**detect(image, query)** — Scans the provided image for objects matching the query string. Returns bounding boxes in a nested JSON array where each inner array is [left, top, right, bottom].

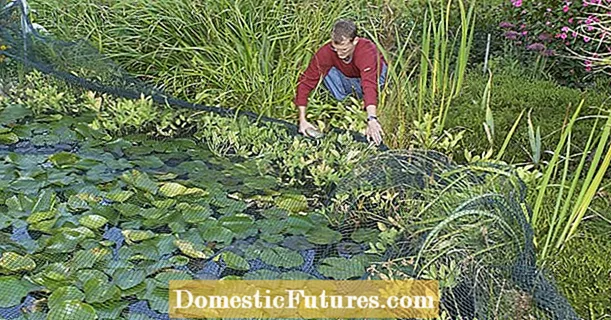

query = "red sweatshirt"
[[294, 38, 386, 109]]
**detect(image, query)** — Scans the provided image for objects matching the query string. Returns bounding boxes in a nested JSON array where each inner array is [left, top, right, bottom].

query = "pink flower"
[[512, 0, 522, 7], [527, 43, 546, 51], [584, 36, 591, 42], [522, 31, 528, 36], [572, 31, 578, 37], [569, 18, 574, 23], [505, 31, 520, 40], [562, 26, 570, 32], [560, 33, 568, 39], [563, 4, 570, 12], [587, 25, 594, 31], [499, 22, 514, 28]]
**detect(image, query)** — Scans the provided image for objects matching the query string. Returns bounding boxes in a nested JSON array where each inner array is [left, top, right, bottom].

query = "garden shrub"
[[497, 0, 611, 86]]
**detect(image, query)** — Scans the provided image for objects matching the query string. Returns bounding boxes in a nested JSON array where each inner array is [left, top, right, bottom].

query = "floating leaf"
[[131, 155, 164, 169], [121, 170, 158, 194], [105, 190, 134, 202], [48, 286, 85, 310], [260, 246, 304, 268], [154, 271, 192, 288], [305, 227, 341, 245], [0, 104, 31, 124], [47, 300, 97, 320], [49, 152, 79, 167], [26, 210, 56, 224], [274, 193, 308, 213], [152, 199, 176, 209], [317, 256, 371, 280], [221, 251, 250, 271], [84, 277, 121, 304], [0, 276, 39, 307], [260, 233, 284, 244], [0, 132, 19, 144], [280, 271, 314, 280], [159, 182, 187, 197], [243, 269, 280, 280], [174, 239, 208, 259], [67, 195, 90, 211], [351, 228, 379, 244], [179, 203, 213, 223], [113, 269, 146, 290], [200, 226, 234, 245], [79, 214, 108, 229], [219, 214, 255, 235], [0, 252, 36, 272], [282, 236, 315, 251], [123, 230, 155, 243]]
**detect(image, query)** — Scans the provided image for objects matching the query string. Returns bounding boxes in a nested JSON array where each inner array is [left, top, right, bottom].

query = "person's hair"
[[331, 19, 357, 43]]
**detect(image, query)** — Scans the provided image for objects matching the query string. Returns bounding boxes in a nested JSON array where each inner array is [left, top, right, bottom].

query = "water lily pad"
[[282, 236, 315, 251], [105, 190, 134, 203], [0, 276, 39, 307], [305, 227, 342, 245], [317, 255, 371, 280], [174, 239, 209, 259], [48, 286, 85, 310], [47, 300, 96, 320], [123, 230, 156, 243], [26, 209, 56, 224], [79, 214, 108, 229], [285, 215, 315, 235], [0, 252, 36, 272], [279, 271, 314, 280], [243, 269, 280, 280], [260, 246, 304, 268], [113, 269, 146, 290], [351, 228, 379, 243], [121, 170, 158, 194], [131, 155, 164, 169], [115, 203, 141, 217], [0, 132, 19, 144], [200, 226, 234, 245], [219, 214, 255, 236], [221, 251, 249, 271], [153, 271, 192, 288], [159, 182, 187, 197], [260, 233, 284, 244], [178, 203, 213, 223], [83, 277, 121, 304], [0, 104, 31, 124], [274, 193, 308, 213], [152, 199, 176, 209], [49, 152, 79, 167]]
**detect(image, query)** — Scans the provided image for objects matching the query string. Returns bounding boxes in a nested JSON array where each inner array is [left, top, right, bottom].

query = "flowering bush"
[[499, 0, 611, 83]]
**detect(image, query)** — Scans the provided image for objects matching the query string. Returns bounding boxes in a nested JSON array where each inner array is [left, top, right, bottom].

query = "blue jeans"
[[323, 62, 387, 101]]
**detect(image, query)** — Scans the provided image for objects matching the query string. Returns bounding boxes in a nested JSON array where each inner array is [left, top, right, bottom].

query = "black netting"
[[0, 0, 581, 319]]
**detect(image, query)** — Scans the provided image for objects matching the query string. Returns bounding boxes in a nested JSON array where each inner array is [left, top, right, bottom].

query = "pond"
[[0, 104, 386, 319]]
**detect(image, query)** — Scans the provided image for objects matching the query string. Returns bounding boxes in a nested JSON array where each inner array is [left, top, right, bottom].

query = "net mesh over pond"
[[0, 0, 581, 319]]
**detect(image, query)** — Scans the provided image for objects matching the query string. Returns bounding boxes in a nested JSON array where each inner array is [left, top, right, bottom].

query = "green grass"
[[446, 67, 611, 164], [551, 218, 611, 318]]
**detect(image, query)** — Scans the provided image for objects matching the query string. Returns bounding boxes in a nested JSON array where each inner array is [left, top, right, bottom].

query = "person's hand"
[[299, 119, 317, 136], [366, 119, 384, 145]]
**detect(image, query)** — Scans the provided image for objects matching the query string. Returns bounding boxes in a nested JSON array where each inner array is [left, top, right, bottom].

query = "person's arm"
[[294, 46, 332, 118], [356, 42, 384, 113]]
